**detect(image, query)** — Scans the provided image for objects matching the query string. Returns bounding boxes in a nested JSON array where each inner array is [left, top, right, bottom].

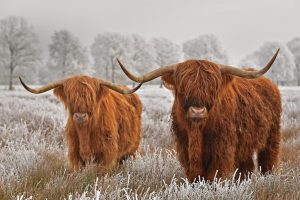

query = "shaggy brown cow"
[[117, 49, 281, 182], [19, 75, 142, 172]]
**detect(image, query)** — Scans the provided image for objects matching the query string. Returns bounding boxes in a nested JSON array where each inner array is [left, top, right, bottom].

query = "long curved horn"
[[219, 48, 280, 78], [19, 76, 63, 94], [101, 80, 143, 94], [116, 58, 177, 83]]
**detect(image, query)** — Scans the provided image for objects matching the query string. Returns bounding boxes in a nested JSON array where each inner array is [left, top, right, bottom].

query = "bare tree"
[[122, 34, 156, 86], [240, 42, 296, 85], [91, 32, 131, 83], [182, 34, 229, 64], [129, 34, 155, 74], [0, 16, 40, 90], [287, 37, 300, 86], [150, 37, 181, 87], [48, 30, 91, 79]]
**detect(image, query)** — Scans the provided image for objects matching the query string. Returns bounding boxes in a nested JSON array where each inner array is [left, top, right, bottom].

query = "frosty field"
[[0, 85, 300, 200]]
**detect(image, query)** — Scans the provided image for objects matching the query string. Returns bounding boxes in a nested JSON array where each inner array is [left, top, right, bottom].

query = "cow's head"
[[19, 75, 142, 127], [116, 49, 279, 126]]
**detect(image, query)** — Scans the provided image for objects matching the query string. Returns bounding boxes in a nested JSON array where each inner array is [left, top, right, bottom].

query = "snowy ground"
[[0, 85, 300, 199]]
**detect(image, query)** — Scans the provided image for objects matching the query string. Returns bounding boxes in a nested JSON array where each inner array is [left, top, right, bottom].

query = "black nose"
[[73, 113, 88, 124]]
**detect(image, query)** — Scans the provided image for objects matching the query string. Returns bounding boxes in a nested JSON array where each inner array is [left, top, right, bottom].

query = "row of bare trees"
[[1, 16, 300, 90], [90, 33, 181, 87], [0, 17, 40, 90]]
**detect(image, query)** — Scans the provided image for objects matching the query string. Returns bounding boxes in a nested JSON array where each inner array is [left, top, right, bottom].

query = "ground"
[[0, 85, 300, 199]]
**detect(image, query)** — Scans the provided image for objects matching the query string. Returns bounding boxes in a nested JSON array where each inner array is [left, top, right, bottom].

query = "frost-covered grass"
[[0, 85, 300, 199]]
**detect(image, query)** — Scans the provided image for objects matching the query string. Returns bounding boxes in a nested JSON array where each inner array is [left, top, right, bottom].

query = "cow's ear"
[[162, 72, 175, 90], [53, 86, 66, 103]]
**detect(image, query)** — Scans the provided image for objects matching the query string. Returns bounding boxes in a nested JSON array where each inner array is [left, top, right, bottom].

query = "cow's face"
[[54, 76, 105, 127], [20, 74, 139, 129], [163, 60, 222, 126]]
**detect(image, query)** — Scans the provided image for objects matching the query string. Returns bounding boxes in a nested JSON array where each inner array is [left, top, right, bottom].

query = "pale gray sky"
[[0, 0, 299, 64]]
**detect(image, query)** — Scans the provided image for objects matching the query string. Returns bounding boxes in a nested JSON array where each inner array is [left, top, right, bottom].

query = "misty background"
[[0, 0, 299, 89]]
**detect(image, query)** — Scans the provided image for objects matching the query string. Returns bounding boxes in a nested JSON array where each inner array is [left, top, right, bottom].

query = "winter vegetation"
[[182, 34, 229, 64], [287, 38, 300, 85], [150, 37, 181, 87], [91, 32, 133, 83], [0, 14, 300, 199], [1, 16, 300, 88], [43, 30, 92, 82], [0, 86, 300, 199], [0, 16, 41, 89]]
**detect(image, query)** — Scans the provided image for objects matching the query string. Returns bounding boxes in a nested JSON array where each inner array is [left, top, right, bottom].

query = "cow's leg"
[[119, 153, 136, 165], [237, 157, 255, 179], [65, 125, 82, 172], [98, 130, 119, 171], [118, 140, 140, 165], [204, 146, 236, 181], [187, 130, 203, 182], [172, 119, 191, 180], [77, 126, 92, 162], [68, 145, 83, 172], [118, 120, 141, 165], [174, 132, 190, 178], [257, 128, 280, 174]]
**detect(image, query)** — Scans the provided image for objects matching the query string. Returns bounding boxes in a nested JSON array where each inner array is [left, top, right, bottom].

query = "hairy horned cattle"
[[20, 75, 142, 172], [117, 49, 281, 182]]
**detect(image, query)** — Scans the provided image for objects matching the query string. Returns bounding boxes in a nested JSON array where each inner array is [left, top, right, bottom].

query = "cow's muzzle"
[[73, 112, 88, 125], [187, 106, 208, 120]]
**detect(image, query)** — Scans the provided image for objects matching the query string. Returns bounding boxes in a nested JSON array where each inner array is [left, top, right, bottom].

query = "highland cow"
[[117, 49, 281, 182], [19, 75, 142, 172]]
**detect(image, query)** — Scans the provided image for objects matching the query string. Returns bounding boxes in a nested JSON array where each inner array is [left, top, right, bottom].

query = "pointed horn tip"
[[132, 82, 143, 93], [116, 58, 126, 69], [267, 48, 280, 64], [122, 82, 143, 94], [116, 58, 122, 65], [19, 77, 37, 93], [275, 48, 280, 56], [19, 76, 29, 90], [19, 76, 24, 83], [121, 81, 143, 94], [100, 80, 143, 94]]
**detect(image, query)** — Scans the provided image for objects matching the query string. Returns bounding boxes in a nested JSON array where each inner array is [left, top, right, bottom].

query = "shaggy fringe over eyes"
[[175, 60, 222, 108], [63, 77, 100, 113]]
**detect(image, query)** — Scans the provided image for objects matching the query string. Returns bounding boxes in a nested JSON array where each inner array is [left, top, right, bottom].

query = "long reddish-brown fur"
[[53, 75, 142, 171], [162, 60, 281, 182]]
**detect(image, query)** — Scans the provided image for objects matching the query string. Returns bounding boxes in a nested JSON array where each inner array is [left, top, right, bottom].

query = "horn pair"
[[19, 77, 142, 94], [116, 48, 280, 83], [20, 48, 280, 94]]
